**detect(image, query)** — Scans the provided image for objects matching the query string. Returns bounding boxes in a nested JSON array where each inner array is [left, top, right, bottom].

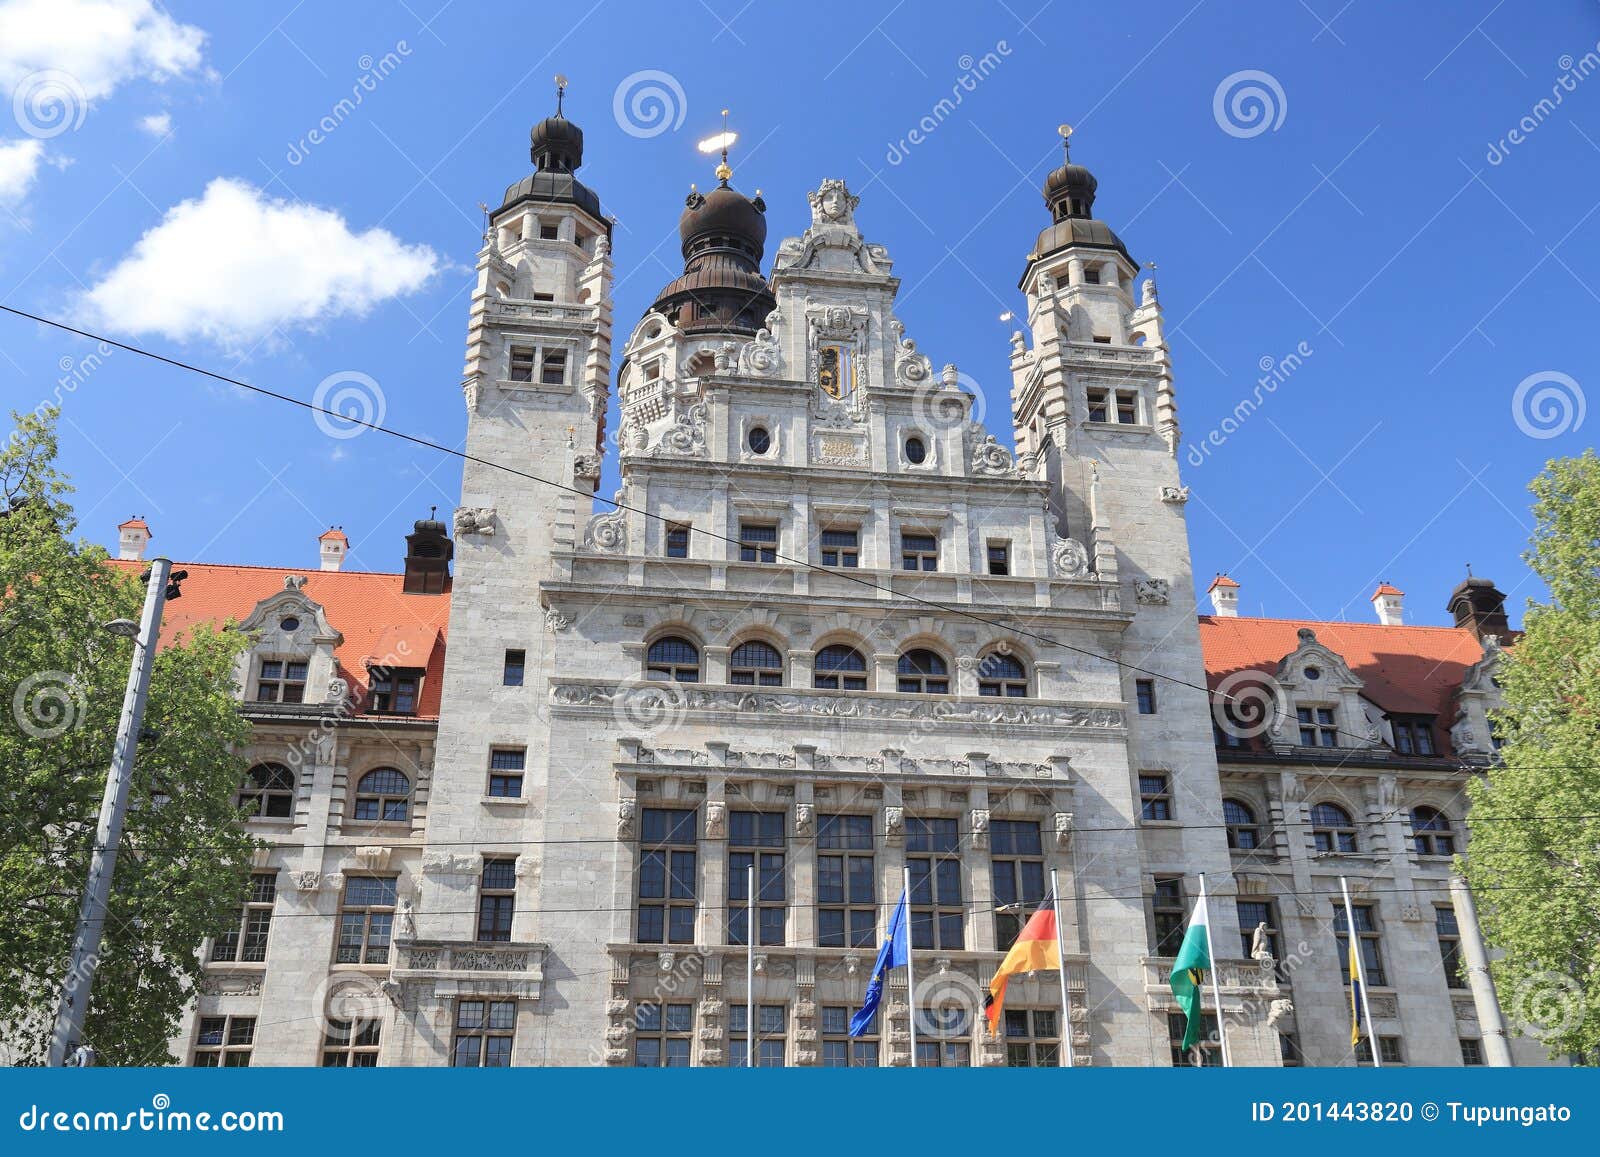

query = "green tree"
[[0, 409, 255, 1065], [1464, 449, 1600, 1064]]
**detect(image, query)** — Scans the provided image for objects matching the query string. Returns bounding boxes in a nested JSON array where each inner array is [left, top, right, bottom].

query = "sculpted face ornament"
[[808, 178, 859, 226]]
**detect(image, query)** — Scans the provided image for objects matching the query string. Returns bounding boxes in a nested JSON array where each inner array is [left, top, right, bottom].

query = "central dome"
[[646, 180, 775, 337]]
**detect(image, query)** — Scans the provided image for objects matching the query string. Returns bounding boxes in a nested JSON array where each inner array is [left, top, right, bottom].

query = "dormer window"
[[370, 668, 422, 716], [256, 659, 306, 704], [1391, 715, 1437, 756], [1296, 706, 1337, 747]]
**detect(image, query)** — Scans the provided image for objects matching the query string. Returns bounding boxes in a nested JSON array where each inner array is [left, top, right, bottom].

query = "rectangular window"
[[322, 1019, 381, 1066], [370, 669, 421, 716], [1392, 716, 1437, 756], [820, 527, 859, 568], [1236, 898, 1287, 982], [212, 872, 276, 963], [1356, 1035, 1405, 1065], [986, 541, 1010, 576], [907, 817, 963, 950], [336, 875, 398, 964], [1091, 335, 1111, 344], [531, 292, 555, 302], [821, 1005, 877, 1067], [817, 814, 875, 949], [1334, 903, 1388, 987], [665, 523, 690, 559], [1135, 679, 1157, 715], [477, 858, 516, 943], [1087, 388, 1110, 423], [193, 1015, 255, 1066], [1151, 876, 1186, 956], [1297, 706, 1338, 747], [1460, 1037, 1484, 1066], [739, 521, 778, 564], [1140, 773, 1173, 822], [1115, 389, 1139, 424], [1004, 1007, 1060, 1067], [488, 747, 526, 798], [1168, 1011, 1220, 1066], [634, 1002, 693, 1067], [1436, 907, 1466, 988], [638, 808, 697, 944], [991, 820, 1045, 950], [1082, 267, 1101, 285], [728, 811, 785, 946], [452, 999, 515, 1067], [540, 349, 567, 386], [1214, 720, 1245, 748], [509, 346, 535, 382], [1279, 1033, 1303, 1067], [538, 222, 559, 240], [255, 659, 307, 704], [915, 1004, 971, 1067], [900, 532, 938, 572], [502, 648, 525, 687], [728, 1004, 786, 1068]]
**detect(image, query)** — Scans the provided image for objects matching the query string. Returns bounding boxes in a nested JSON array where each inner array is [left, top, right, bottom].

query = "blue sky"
[[1, 0, 1597, 628]]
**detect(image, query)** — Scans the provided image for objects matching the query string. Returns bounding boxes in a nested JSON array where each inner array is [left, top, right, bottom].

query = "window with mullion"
[[915, 1005, 972, 1067], [638, 808, 697, 944], [337, 875, 398, 964], [900, 532, 938, 572], [1151, 876, 1185, 956], [634, 1002, 693, 1067], [452, 999, 515, 1067], [813, 644, 868, 691], [817, 814, 875, 948], [739, 521, 778, 563], [370, 668, 421, 715], [239, 762, 294, 819], [1297, 706, 1338, 747], [255, 659, 307, 703], [1310, 803, 1358, 853], [1168, 1011, 1220, 1066], [321, 1018, 381, 1066], [820, 527, 859, 568], [1411, 807, 1456, 856], [906, 817, 963, 950], [991, 820, 1045, 949], [1392, 715, 1437, 756], [1139, 774, 1173, 821], [477, 858, 516, 943], [193, 1015, 256, 1066], [728, 811, 785, 946], [212, 873, 276, 963], [729, 1004, 787, 1067], [1334, 903, 1388, 987], [1003, 1008, 1060, 1067], [730, 640, 784, 686], [821, 1005, 878, 1067], [1435, 907, 1465, 988], [488, 747, 526, 798]]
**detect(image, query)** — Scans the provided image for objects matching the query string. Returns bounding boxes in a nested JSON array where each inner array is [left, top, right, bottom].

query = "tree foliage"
[[1464, 449, 1600, 1064], [0, 409, 255, 1064]]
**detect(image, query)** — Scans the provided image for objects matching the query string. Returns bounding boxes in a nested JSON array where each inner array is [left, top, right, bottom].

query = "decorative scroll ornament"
[[653, 402, 708, 457], [1050, 536, 1092, 578], [741, 327, 781, 377], [970, 434, 1015, 476], [586, 489, 628, 553]]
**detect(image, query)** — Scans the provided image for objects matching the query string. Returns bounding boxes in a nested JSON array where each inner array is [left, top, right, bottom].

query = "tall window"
[[502, 649, 525, 686], [239, 762, 294, 819], [986, 542, 1010, 575], [256, 659, 306, 703], [1436, 907, 1466, 988], [369, 669, 420, 715], [1223, 798, 1260, 849], [477, 858, 516, 943], [1168, 1011, 1220, 1066], [665, 523, 690, 559], [1391, 715, 1437, 755], [337, 876, 398, 964], [452, 1000, 515, 1066], [821, 1006, 877, 1067], [1236, 899, 1281, 967], [322, 1019, 381, 1066], [1311, 802, 1357, 853], [509, 346, 536, 382], [634, 1003, 692, 1067], [212, 873, 275, 963], [730, 640, 784, 686], [1334, 902, 1387, 987], [1136, 679, 1157, 714], [1297, 706, 1338, 746], [1116, 390, 1138, 424], [1151, 876, 1186, 956], [540, 348, 567, 386], [900, 532, 938, 571], [1411, 807, 1455, 856], [353, 768, 410, 823], [907, 817, 963, 949], [817, 814, 875, 948], [897, 648, 949, 694], [638, 808, 697, 944], [977, 653, 1028, 697], [488, 748, 526, 798], [739, 521, 778, 563], [193, 1016, 255, 1066], [820, 528, 859, 567], [813, 644, 867, 691], [728, 811, 785, 946], [991, 820, 1044, 950], [728, 1005, 786, 1067], [915, 1006, 971, 1067], [1460, 1038, 1485, 1066], [1003, 1008, 1059, 1067], [1140, 774, 1173, 821], [646, 636, 700, 682]]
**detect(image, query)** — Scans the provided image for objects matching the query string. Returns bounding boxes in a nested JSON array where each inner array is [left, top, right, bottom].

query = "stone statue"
[[1250, 921, 1272, 962], [1267, 998, 1294, 1028], [395, 898, 417, 942], [807, 178, 859, 226]]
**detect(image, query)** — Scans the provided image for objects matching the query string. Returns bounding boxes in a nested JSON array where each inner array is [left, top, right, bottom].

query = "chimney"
[[319, 527, 349, 572], [402, 508, 453, 594], [1207, 573, 1240, 617], [117, 516, 151, 561], [1448, 573, 1511, 644], [1371, 582, 1405, 626]]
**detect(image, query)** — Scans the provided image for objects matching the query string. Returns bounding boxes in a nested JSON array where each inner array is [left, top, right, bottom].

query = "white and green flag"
[[1168, 892, 1212, 1051]]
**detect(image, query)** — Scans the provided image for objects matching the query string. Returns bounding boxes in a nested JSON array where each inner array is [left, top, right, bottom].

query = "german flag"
[[984, 904, 1061, 1034]]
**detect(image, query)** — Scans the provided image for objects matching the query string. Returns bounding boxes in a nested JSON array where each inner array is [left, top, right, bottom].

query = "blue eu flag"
[[850, 888, 910, 1037]]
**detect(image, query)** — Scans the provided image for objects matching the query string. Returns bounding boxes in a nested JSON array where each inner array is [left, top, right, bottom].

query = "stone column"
[[1450, 873, 1514, 1066]]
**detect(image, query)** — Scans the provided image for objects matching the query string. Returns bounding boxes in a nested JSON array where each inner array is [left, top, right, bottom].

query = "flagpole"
[[746, 863, 755, 1068], [1340, 875, 1381, 1068], [904, 866, 918, 1067], [1050, 868, 1075, 1068], [1197, 872, 1231, 1066]]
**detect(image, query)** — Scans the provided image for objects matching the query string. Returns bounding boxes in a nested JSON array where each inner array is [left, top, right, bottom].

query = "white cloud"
[[137, 111, 171, 136], [0, 0, 206, 101], [0, 137, 43, 202], [81, 178, 441, 347]]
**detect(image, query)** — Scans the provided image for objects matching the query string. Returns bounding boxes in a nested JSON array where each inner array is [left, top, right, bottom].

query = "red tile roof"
[[118, 517, 150, 532], [108, 560, 450, 719], [1208, 574, 1240, 590], [1371, 583, 1404, 598], [318, 528, 350, 543]]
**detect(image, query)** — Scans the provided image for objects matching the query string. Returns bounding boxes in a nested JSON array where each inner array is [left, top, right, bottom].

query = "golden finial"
[[697, 108, 738, 185]]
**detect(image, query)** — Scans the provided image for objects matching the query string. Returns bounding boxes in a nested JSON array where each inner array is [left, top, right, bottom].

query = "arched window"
[[1223, 798, 1259, 850], [646, 636, 700, 683], [977, 652, 1028, 697], [354, 768, 410, 823], [1310, 802, 1357, 854], [1411, 807, 1455, 857], [896, 649, 949, 694], [239, 762, 294, 819], [813, 644, 867, 691], [730, 640, 783, 687]]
